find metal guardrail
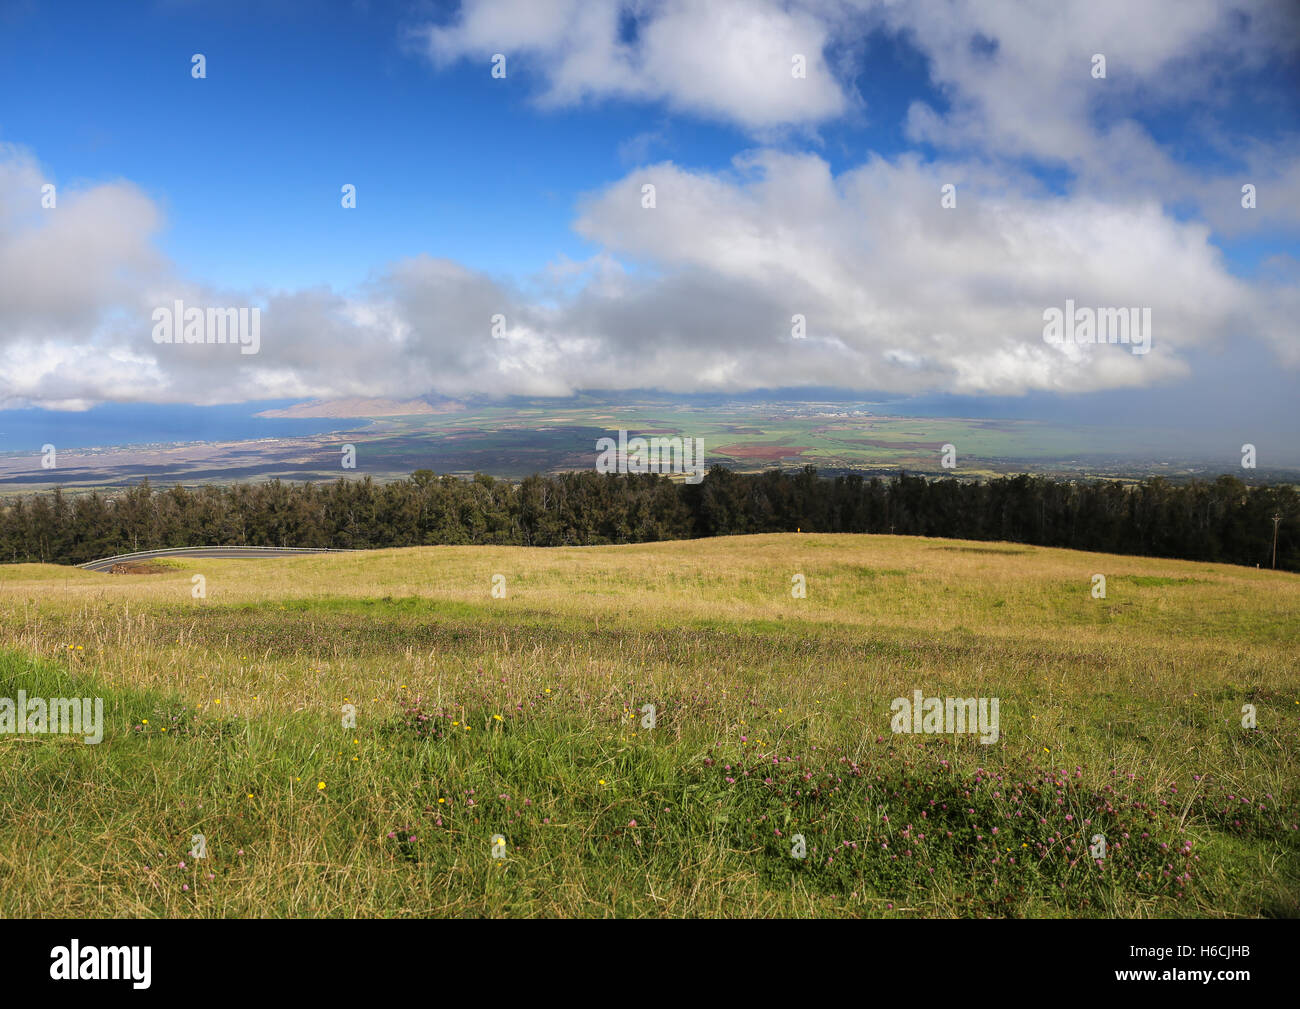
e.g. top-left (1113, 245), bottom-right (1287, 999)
top-left (77, 546), bottom-right (357, 571)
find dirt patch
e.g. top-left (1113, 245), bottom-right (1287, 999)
top-left (108, 562), bottom-right (173, 575)
top-left (928, 545), bottom-right (1033, 556)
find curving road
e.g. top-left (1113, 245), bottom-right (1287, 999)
top-left (77, 546), bottom-right (356, 572)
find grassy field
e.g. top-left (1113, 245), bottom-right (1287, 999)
top-left (0, 533), bottom-right (1296, 918)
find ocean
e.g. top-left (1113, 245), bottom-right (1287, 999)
top-left (0, 402), bottom-right (355, 452)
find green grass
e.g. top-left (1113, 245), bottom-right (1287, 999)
top-left (0, 533), bottom-right (1296, 917)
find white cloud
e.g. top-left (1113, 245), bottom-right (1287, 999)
top-left (867, 0), bottom-right (1298, 161)
top-left (0, 142), bottom-right (1293, 409)
top-left (568, 151), bottom-right (1274, 394)
top-left (417, 0), bottom-right (1300, 233)
top-left (0, 144), bottom-right (165, 341)
top-left (415, 0), bottom-right (849, 129)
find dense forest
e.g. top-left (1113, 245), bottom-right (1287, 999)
top-left (0, 467), bottom-right (1296, 572)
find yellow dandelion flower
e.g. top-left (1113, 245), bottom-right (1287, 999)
top-left (598, 779), bottom-right (606, 785)
top-left (142, 719), bottom-right (148, 725)
top-left (493, 714), bottom-right (503, 721)
top-left (317, 781), bottom-right (326, 790)
top-left (438, 798), bottom-right (445, 804)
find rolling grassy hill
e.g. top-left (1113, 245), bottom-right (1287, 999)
top-left (0, 534), bottom-right (1296, 917)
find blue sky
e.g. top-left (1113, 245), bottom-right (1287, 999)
top-left (0, 0), bottom-right (1297, 445)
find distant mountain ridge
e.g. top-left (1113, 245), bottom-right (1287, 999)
top-left (256, 397), bottom-right (464, 418)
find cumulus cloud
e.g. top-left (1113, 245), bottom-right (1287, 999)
top-left (862, 0), bottom-right (1300, 233)
top-left (0, 145), bottom-right (165, 342)
top-left (414, 0), bottom-right (849, 129)
top-left (567, 151), bottom-right (1283, 392)
top-left (417, 0), bottom-right (1300, 231)
top-left (865, 0), bottom-right (1300, 154)
top-left (2, 143), bottom-right (1291, 409)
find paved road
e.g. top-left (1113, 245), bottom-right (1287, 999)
top-left (78, 546), bottom-right (354, 572)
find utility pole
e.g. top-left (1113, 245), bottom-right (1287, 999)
top-left (1272, 513), bottom-right (1282, 570)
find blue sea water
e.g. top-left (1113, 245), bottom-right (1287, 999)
top-left (0, 402), bottom-right (357, 452)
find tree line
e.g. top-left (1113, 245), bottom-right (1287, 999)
top-left (0, 467), bottom-right (1295, 572)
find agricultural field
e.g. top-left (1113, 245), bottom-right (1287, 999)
top-left (2, 396), bottom-right (1253, 495)
top-left (0, 534), bottom-right (1296, 918)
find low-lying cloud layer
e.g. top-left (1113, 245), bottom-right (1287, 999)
top-left (3, 143), bottom-right (1295, 410)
